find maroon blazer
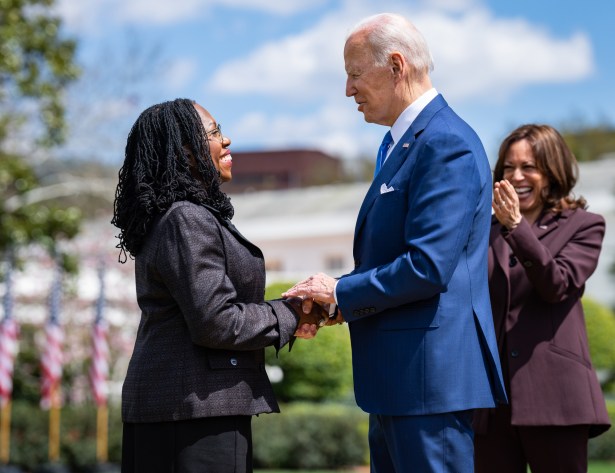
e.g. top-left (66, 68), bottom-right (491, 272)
top-left (475, 208), bottom-right (610, 438)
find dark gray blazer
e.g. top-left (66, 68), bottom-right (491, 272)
top-left (122, 201), bottom-right (299, 423)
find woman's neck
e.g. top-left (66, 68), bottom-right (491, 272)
top-left (522, 206), bottom-right (545, 226)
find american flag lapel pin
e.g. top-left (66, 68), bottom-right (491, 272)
top-left (402, 143), bottom-right (410, 148)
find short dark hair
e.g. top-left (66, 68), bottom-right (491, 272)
top-left (112, 98), bottom-right (233, 262)
top-left (493, 124), bottom-right (586, 213)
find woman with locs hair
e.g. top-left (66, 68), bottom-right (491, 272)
top-left (112, 98), bottom-right (326, 473)
top-left (473, 124), bottom-right (610, 473)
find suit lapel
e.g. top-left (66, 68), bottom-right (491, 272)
top-left (354, 132), bottom-right (415, 241)
top-left (491, 210), bottom-right (569, 276)
top-left (533, 211), bottom-right (563, 240)
top-left (353, 94), bottom-right (449, 242)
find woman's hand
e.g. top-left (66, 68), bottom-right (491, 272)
top-left (286, 297), bottom-right (327, 339)
top-left (493, 180), bottom-right (522, 230)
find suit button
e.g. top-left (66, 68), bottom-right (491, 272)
top-left (523, 261), bottom-right (533, 268)
top-left (511, 350), bottom-right (519, 358)
top-left (230, 358), bottom-right (238, 366)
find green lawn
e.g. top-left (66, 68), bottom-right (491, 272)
top-left (588, 462), bottom-right (615, 473)
top-left (256, 463), bottom-right (615, 473)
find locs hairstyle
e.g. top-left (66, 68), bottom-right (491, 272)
top-left (112, 98), bottom-right (233, 262)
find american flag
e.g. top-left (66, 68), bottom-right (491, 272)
top-left (89, 262), bottom-right (109, 406)
top-left (40, 259), bottom-right (64, 410)
top-left (0, 254), bottom-right (19, 407)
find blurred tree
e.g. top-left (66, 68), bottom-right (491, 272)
top-left (561, 125), bottom-right (615, 162)
top-left (0, 154), bottom-right (81, 254)
top-left (51, 30), bottom-right (165, 167)
top-left (0, 0), bottom-right (82, 254)
top-left (0, 0), bottom-right (80, 147)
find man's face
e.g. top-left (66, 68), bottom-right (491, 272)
top-left (344, 32), bottom-right (397, 126)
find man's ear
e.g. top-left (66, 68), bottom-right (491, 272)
top-left (390, 52), bottom-right (405, 78)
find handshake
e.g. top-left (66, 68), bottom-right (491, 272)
top-left (282, 272), bottom-right (344, 340)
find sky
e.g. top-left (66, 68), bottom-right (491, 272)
top-left (53, 0), bottom-right (615, 167)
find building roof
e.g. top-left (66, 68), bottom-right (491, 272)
top-left (230, 182), bottom-right (369, 240)
top-left (223, 148), bottom-right (345, 193)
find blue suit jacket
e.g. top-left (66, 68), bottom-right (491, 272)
top-left (337, 95), bottom-right (507, 415)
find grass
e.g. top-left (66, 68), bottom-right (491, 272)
top-left (588, 462), bottom-right (615, 473)
top-left (255, 463), bottom-right (615, 473)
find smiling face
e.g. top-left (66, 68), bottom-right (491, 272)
top-left (344, 32), bottom-right (398, 126)
top-left (193, 103), bottom-right (233, 183)
top-left (502, 139), bottom-right (548, 221)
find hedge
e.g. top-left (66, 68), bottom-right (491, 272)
top-left (588, 399), bottom-right (615, 461)
top-left (252, 402), bottom-right (369, 469)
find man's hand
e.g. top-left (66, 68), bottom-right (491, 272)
top-left (282, 273), bottom-right (337, 304)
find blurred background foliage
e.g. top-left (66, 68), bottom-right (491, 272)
top-left (0, 0), bottom-right (82, 269)
top-left (1, 0), bottom-right (615, 471)
top-left (264, 282), bottom-right (354, 404)
top-left (5, 290), bottom-right (615, 471)
top-left (561, 126), bottom-right (615, 162)
top-left (0, 0), bottom-right (79, 147)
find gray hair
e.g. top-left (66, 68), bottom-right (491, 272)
top-left (348, 13), bottom-right (434, 74)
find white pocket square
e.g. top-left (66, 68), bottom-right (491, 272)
top-left (380, 183), bottom-right (395, 194)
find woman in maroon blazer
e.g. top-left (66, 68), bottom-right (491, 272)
top-left (474, 124), bottom-right (610, 473)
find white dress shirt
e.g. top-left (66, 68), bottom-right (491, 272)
top-left (384, 87), bottom-right (438, 164)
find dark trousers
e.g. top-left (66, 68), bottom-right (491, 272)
top-left (369, 410), bottom-right (475, 473)
top-left (474, 405), bottom-right (589, 473)
top-left (122, 416), bottom-right (253, 473)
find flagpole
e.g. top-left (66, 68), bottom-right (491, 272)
top-left (96, 404), bottom-right (108, 463)
top-left (0, 400), bottom-right (10, 463)
top-left (48, 385), bottom-right (60, 462)
top-left (1, 249), bottom-right (18, 465)
top-left (42, 254), bottom-right (64, 464)
top-left (92, 258), bottom-right (109, 464)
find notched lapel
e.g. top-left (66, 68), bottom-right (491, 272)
top-left (533, 210), bottom-right (568, 240)
top-left (354, 137), bottom-right (415, 241)
top-left (353, 95), bottom-right (449, 242)
top-left (204, 205), bottom-right (263, 257)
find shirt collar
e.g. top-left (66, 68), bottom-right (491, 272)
top-left (390, 88), bottom-right (438, 146)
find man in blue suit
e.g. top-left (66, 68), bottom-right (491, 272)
top-left (284, 12), bottom-right (506, 473)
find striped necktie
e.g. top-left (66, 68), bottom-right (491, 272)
top-left (374, 131), bottom-right (393, 177)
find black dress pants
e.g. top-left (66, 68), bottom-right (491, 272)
top-left (122, 416), bottom-right (253, 473)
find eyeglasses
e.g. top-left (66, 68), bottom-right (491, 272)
top-left (205, 124), bottom-right (224, 143)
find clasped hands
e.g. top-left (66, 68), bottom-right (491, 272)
top-left (493, 180), bottom-right (522, 230)
top-left (283, 272), bottom-right (344, 340)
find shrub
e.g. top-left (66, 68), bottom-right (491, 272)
top-left (252, 402), bottom-right (369, 469)
top-left (588, 400), bottom-right (615, 461)
top-left (583, 297), bottom-right (615, 392)
top-left (7, 400), bottom-right (121, 472)
top-left (265, 281), bottom-right (355, 403)
top-left (266, 323), bottom-right (354, 403)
